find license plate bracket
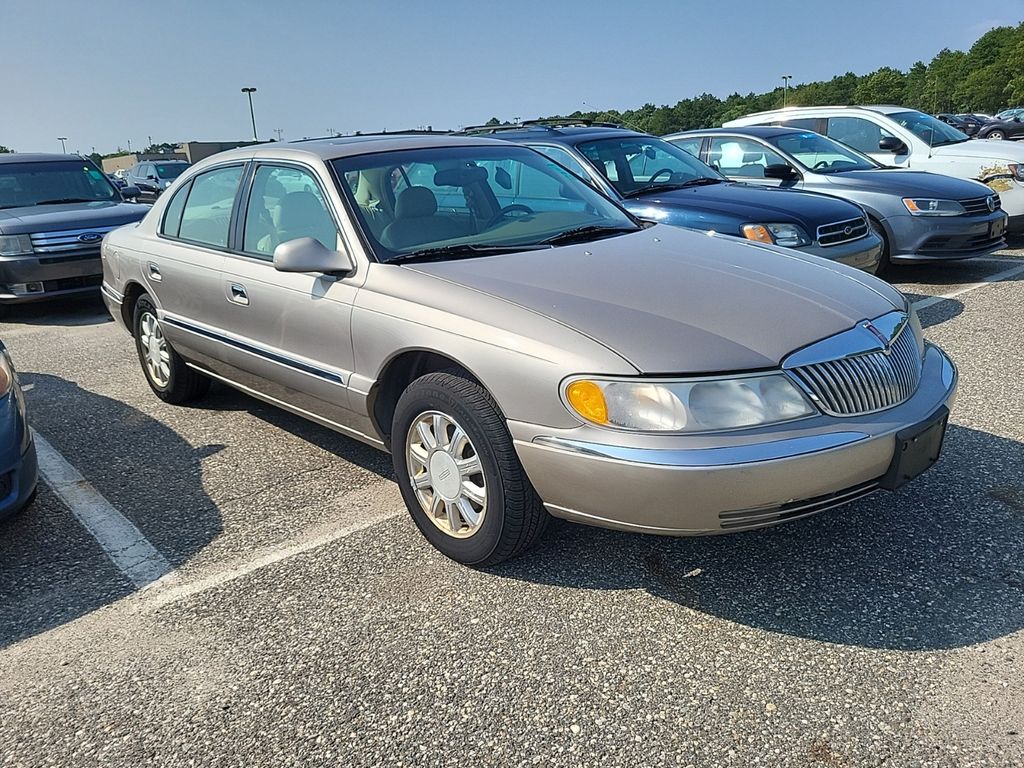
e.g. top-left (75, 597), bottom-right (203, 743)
top-left (990, 216), bottom-right (1007, 239)
top-left (879, 406), bottom-right (949, 490)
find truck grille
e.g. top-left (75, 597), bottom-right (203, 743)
top-left (787, 325), bottom-right (923, 416)
top-left (816, 216), bottom-right (868, 247)
top-left (960, 194), bottom-right (999, 216)
top-left (29, 225), bottom-right (120, 264)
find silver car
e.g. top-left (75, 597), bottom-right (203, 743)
top-left (101, 135), bottom-right (958, 566)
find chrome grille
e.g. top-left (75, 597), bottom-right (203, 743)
top-left (788, 326), bottom-right (922, 416)
top-left (960, 194), bottom-right (999, 216)
top-left (816, 216), bottom-right (868, 247)
top-left (29, 225), bottom-right (120, 263)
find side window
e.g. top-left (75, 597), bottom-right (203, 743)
top-left (669, 137), bottom-right (703, 159)
top-left (826, 117), bottom-right (893, 155)
top-left (529, 145), bottom-right (592, 180)
top-left (243, 165), bottom-right (338, 257)
top-left (160, 180), bottom-right (192, 237)
top-left (708, 137), bottom-right (787, 178)
top-left (778, 118), bottom-right (823, 132)
top-left (139, 164), bottom-right (152, 179)
top-left (178, 165), bottom-right (243, 248)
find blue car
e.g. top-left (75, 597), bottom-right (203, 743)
top-left (0, 341), bottom-right (37, 521)
top-left (463, 121), bottom-right (883, 272)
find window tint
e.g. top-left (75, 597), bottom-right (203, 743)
top-left (777, 118), bottom-right (822, 132)
top-left (826, 117), bottom-right (893, 155)
top-left (528, 145), bottom-right (592, 180)
top-left (0, 160), bottom-right (120, 208)
top-left (708, 137), bottom-right (788, 178)
top-left (243, 165), bottom-right (338, 257)
top-left (160, 180), bottom-right (191, 237)
top-left (177, 165), bottom-right (242, 248)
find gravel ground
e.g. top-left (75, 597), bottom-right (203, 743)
top-left (0, 249), bottom-right (1022, 767)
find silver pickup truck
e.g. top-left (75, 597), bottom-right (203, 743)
top-left (0, 153), bottom-right (147, 314)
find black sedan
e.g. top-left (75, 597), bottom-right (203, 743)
top-left (976, 115), bottom-right (1024, 141)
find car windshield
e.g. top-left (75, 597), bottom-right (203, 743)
top-left (573, 136), bottom-right (724, 197)
top-left (155, 163), bottom-right (189, 179)
top-left (333, 145), bottom-right (640, 262)
top-left (772, 131), bottom-right (879, 173)
top-left (0, 160), bottom-right (120, 209)
top-left (889, 111), bottom-right (969, 147)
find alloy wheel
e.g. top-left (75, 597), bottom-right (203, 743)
top-left (405, 410), bottom-right (487, 538)
top-left (139, 311), bottom-right (170, 387)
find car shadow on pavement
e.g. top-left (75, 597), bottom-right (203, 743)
top-left (0, 294), bottom-right (112, 327)
top-left (497, 423), bottom-right (1024, 651)
top-left (916, 297), bottom-right (964, 329)
top-left (0, 374), bottom-right (224, 650)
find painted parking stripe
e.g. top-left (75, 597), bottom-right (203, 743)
top-left (33, 430), bottom-right (173, 589)
top-left (912, 261), bottom-right (1024, 312)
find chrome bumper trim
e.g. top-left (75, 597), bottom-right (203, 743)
top-left (100, 282), bottom-right (124, 304)
top-left (530, 430), bottom-right (869, 468)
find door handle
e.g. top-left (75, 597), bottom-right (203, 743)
top-left (147, 262), bottom-right (162, 281)
top-left (228, 283), bottom-right (249, 306)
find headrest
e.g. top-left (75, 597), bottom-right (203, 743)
top-left (277, 191), bottom-right (325, 228)
top-left (395, 186), bottom-right (438, 219)
top-left (742, 152), bottom-right (764, 163)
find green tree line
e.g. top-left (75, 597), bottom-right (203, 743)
top-left (528, 22), bottom-right (1024, 135)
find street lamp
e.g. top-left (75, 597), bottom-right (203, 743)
top-left (57, 137), bottom-right (68, 153)
top-left (241, 87), bottom-right (258, 141)
top-left (781, 75), bottom-right (793, 107)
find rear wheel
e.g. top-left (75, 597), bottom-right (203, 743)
top-left (132, 294), bottom-right (210, 404)
top-left (392, 371), bottom-right (548, 566)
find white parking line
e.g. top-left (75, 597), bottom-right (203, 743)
top-left (33, 430), bottom-right (174, 589)
top-left (912, 262), bottom-right (1024, 312)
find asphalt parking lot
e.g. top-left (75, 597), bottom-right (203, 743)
top-left (1, 249), bottom-right (1023, 767)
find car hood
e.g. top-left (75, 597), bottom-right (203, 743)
top-left (0, 201), bottom-right (149, 235)
top-left (931, 138), bottom-right (1024, 162)
top-left (821, 168), bottom-right (994, 198)
top-left (405, 226), bottom-right (902, 374)
top-left (634, 182), bottom-right (860, 228)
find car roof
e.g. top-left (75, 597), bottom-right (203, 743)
top-left (0, 153), bottom-right (87, 164)
top-left (734, 104), bottom-right (910, 120)
top-left (457, 123), bottom-right (648, 145)
top-left (200, 133), bottom-right (512, 166)
top-left (671, 126), bottom-right (808, 140)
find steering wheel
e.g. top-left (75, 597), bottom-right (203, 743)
top-left (813, 160), bottom-right (831, 170)
top-left (648, 168), bottom-right (675, 184)
top-left (486, 204), bottom-right (534, 228)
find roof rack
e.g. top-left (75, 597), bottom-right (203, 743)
top-left (290, 129), bottom-right (448, 143)
top-left (460, 118), bottom-right (625, 135)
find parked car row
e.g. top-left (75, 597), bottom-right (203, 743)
top-left (96, 135), bottom-right (958, 566)
top-left (938, 111), bottom-right (1024, 141)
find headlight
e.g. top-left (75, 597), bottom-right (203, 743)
top-left (0, 234), bottom-right (33, 256)
top-left (742, 223), bottom-right (811, 248)
top-left (1008, 163), bottom-right (1024, 182)
top-left (902, 198), bottom-right (966, 216)
top-left (564, 374), bottom-right (817, 432)
top-left (0, 351), bottom-right (13, 398)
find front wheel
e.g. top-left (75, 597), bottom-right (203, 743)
top-left (392, 372), bottom-right (548, 566)
top-left (132, 293), bottom-right (210, 404)
top-left (987, 130), bottom-right (1006, 140)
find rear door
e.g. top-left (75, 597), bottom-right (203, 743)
top-left (147, 163), bottom-right (246, 374)
top-left (215, 160), bottom-right (359, 427)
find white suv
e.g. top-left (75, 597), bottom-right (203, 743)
top-left (724, 105), bottom-right (1024, 232)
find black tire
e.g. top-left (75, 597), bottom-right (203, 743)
top-left (392, 371), bottom-right (548, 566)
top-left (987, 130), bottom-right (1006, 140)
top-left (132, 293), bottom-right (210, 404)
top-left (869, 218), bottom-right (892, 276)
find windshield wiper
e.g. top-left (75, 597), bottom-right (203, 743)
top-left (33, 198), bottom-right (104, 206)
top-left (623, 177), bottom-right (721, 198)
top-left (540, 224), bottom-right (639, 245)
top-left (388, 243), bottom-right (547, 264)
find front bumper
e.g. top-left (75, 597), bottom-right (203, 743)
top-left (885, 211), bottom-right (1008, 262)
top-left (0, 254), bottom-right (103, 304)
top-left (512, 343), bottom-right (957, 535)
top-left (800, 231), bottom-right (882, 272)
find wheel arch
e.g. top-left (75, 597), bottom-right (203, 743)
top-left (120, 280), bottom-right (148, 334)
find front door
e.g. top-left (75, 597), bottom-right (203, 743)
top-left (216, 162), bottom-right (359, 430)
top-left (707, 136), bottom-right (799, 188)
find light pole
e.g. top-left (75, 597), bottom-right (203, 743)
top-left (241, 87), bottom-right (258, 141)
top-left (781, 75), bottom-right (793, 107)
top-left (57, 137), bottom-right (68, 153)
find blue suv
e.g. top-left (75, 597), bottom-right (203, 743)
top-left (463, 121), bottom-right (882, 272)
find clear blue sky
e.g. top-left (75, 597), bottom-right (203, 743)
top-left (6, 0), bottom-right (1024, 154)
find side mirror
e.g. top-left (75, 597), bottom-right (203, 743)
top-left (764, 163), bottom-right (797, 180)
top-left (273, 236), bottom-right (354, 275)
top-left (120, 186), bottom-right (141, 201)
top-left (878, 136), bottom-right (906, 153)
